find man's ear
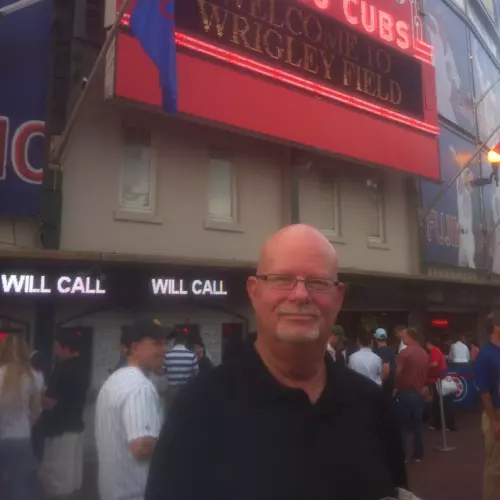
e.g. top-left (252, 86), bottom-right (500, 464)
top-left (247, 276), bottom-right (258, 302)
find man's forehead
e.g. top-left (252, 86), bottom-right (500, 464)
top-left (257, 226), bottom-right (338, 275)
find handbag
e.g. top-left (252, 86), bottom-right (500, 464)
top-left (438, 376), bottom-right (458, 397)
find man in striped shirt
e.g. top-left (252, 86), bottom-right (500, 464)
top-left (164, 333), bottom-right (199, 407)
top-left (95, 318), bottom-right (165, 500)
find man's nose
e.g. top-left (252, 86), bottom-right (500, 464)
top-left (288, 280), bottom-right (311, 302)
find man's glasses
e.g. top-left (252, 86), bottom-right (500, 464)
top-left (255, 274), bottom-right (340, 294)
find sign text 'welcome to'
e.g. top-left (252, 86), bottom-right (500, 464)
top-left (175, 0), bottom-right (424, 117)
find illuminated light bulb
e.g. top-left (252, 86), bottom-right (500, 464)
top-left (488, 149), bottom-right (500, 164)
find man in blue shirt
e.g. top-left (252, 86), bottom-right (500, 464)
top-left (475, 310), bottom-right (500, 500)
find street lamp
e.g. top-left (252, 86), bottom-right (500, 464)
top-left (487, 143), bottom-right (500, 165)
top-left (467, 143), bottom-right (500, 188)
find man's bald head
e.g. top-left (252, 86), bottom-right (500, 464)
top-left (248, 224), bottom-right (344, 348)
top-left (257, 224), bottom-right (339, 278)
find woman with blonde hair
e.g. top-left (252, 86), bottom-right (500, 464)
top-left (0, 332), bottom-right (43, 499)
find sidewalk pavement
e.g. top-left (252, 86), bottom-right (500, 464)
top-left (407, 409), bottom-right (484, 500)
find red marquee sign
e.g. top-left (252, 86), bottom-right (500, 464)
top-left (107, 0), bottom-right (439, 180)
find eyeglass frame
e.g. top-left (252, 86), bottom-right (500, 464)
top-left (255, 274), bottom-right (342, 293)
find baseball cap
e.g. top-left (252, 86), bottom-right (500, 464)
top-left (374, 328), bottom-right (388, 340)
top-left (127, 318), bottom-right (164, 344)
top-left (332, 325), bottom-right (345, 340)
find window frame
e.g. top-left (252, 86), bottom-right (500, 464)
top-left (298, 166), bottom-right (344, 243)
top-left (204, 153), bottom-right (242, 232)
top-left (366, 177), bottom-right (388, 248)
top-left (114, 124), bottom-right (161, 224)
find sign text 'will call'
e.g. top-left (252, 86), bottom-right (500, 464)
top-left (151, 278), bottom-right (228, 296)
top-left (0, 274), bottom-right (106, 295)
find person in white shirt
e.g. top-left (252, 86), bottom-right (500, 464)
top-left (348, 330), bottom-right (382, 386)
top-left (95, 318), bottom-right (165, 500)
top-left (448, 334), bottom-right (470, 363)
top-left (0, 333), bottom-right (43, 500)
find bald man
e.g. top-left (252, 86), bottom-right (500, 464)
top-left (146, 225), bottom-right (407, 500)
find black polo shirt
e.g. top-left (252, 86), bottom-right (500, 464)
top-left (146, 345), bottom-right (407, 500)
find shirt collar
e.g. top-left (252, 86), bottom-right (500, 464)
top-left (172, 344), bottom-right (188, 351)
top-left (240, 344), bottom-right (355, 411)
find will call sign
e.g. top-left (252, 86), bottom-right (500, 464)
top-left (175, 0), bottom-right (424, 117)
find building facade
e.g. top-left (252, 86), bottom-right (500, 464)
top-left (3, 0), bottom-right (500, 455)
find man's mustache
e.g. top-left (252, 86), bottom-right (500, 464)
top-left (278, 307), bottom-right (320, 317)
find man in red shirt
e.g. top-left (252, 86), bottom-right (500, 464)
top-left (425, 338), bottom-right (455, 431)
top-left (395, 328), bottom-right (429, 462)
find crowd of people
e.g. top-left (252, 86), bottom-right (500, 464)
top-left (0, 224), bottom-right (499, 500)
top-left (0, 329), bottom-right (88, 500)
top-left (327, 325), bottom-right (477, 463)
top-left (343, 328), bottom-right (478, 419)
top-left (0, 320), bottom-right (212, 500)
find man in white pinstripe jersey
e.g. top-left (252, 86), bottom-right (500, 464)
top-left (95, 318), bottom-right (165, 500)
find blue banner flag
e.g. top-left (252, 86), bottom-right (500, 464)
top-left (131, 0), bottom-right (178, 113)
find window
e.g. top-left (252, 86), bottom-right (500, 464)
top-left (119, 126), bottom-right (155, 214)
top-left (299, 168), bottom-right (341, 240)
top-left (205, 156), bottom-right (240, 230)
top-left (366, 178), bottom-right (386, 243)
